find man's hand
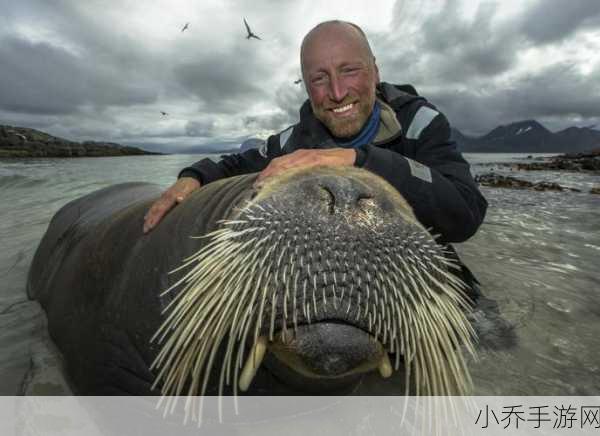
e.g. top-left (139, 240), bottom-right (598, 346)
top-left (255, 148), bottom-right (356, 184)
top-left (143, 177), bottom-right (201, 233)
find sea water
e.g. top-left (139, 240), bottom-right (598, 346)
top-left (0, 153), bottom-right (599, 395)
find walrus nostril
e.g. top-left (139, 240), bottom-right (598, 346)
top-left (315, 178), bottom-right (376, 214)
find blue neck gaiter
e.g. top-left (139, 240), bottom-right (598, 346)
top-left (335, 101), bottom-right (381, 148)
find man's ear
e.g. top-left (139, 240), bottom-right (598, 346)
top-left (373, 58), bottom-right (380, 83)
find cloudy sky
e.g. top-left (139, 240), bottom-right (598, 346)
top-left (1, 0), bottom-right (599, 152)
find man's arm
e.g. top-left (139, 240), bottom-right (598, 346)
top-left (143, 177), bottom-right (200, 233)
top-left (255, 148), bottom-right (356, 184)
top-left (178, 147), bottom-right (273, 185)
top-left (143, 142), bottom-right (275, 233)
top-left (357, 110), bottom-right (487, 243)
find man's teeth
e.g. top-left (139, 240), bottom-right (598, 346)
top-left (332, 103), bottom-right (353, 113)
top-left (239, 336), bottom-right (267, 392)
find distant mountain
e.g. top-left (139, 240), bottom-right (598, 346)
top-left (0, 125), bottom-right (161, 157)
top-left (240, 137), bottom-right (265, 152)
top-left (452, 120), bottom-right (600, 153)
top-left (173, 138), bottom-right (266, 155)
top-left (177, 144), bottom-right (240, 155)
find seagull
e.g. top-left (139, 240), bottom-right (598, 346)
top-left (160, 111), bottom-right (169, 116)
top-left (181, 22), bottom-right (189, 32)
top-left (243, 18), bottom-right (261, 40)
top-left (294, 78), bottom-right (302, 84)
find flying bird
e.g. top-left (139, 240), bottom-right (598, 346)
top-left (160, 111), bottom-right (169, 116)
top-left (181, 22), bottom-right (189, 32)
top-left (294, 79), bottom-right (302, 84)
top-left (243, 18), bottom-right (261, 40)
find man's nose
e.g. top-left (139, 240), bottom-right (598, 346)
top-left (328, 75), bottom-right (348, 102)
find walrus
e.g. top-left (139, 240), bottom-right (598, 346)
top-left (27, 166), bottom-right (479, 408)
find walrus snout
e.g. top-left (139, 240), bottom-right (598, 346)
top-left (252, 166), bottom-right (413, 221)
top-left (152, 168), bottom-right (476, 398)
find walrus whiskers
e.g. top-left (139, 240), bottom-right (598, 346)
top-left (150, 199), bottom-right (477, 421)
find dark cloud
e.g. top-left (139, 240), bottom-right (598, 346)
top-left (508, 65), bottom-right (600, 119)
top-left (429, 62), bottom-right (600, 134)
top-left (185, 119), bottom-right (215, 137)
top-left (237, 81), bottom-right (307, 134)
top-left (371, 0), bottom-right (600, 135)
top-left (1, 0), bottom-right (599, 148)
top-left (243, 111), bottom-right (290, 132)
top-left (273, 83), bottom-right (307, 122)
top-left (174, 48), bottom-right (268, 113)
top-left (0, 36), bottom-right (157, 114)
top-left (520, 0), bottom-right (600, 44)
top-left (380, 0), bottom-right (523, 85)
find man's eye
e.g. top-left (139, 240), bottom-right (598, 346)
top-left (342, 68), bottom-right (360, 74)
top-left (312, 76), bottom-right (327, 84)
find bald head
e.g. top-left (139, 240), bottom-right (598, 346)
top-left (299, 21), bottom-right (380, 138)
top-left (300, 21), bottom-right (375, 78)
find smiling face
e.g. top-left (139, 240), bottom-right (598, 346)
top-left (301, 23), bottom-right (380, 138)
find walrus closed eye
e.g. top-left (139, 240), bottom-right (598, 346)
top-left (150, 167), bottom-right (477, 412)
top-left (27, 166), bottom-right (477, 417)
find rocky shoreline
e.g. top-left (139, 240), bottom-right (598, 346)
top-left (476, 172), bottom-right (600, 195)
top-left (517, 148), bottom-right (600, 173)
top-left (475, 148), bottom-right (600, 194)
top-left (0, 125), bottom-right (160, 158)
top-left (475, 173), bottom-right (586, 193)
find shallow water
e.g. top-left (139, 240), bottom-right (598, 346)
top-left (0, 153), bottom-right (599, 395)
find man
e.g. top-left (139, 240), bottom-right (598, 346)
top-left (143, 20), bottom-right (487, 294)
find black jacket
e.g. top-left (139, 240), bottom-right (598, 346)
top-left (180, 82), bottom-right (487, 245)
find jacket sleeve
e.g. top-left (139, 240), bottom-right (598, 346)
top-left (358, 109), bottom-right (487, 243)
top-left (178, 136), bottom-right (280, 184)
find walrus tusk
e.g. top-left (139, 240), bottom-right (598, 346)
top-left (239, 336), bottom-right (268, 391)
top-left (378, 353), bottom-right (393, 378)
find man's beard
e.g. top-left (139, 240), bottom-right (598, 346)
top-left (314, 99), bottom-right (373, 139)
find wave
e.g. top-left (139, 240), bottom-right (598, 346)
top-left (0, 174), bottom-right (47, 189)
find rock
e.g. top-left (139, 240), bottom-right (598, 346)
top-left (514, 147), bottom-right (600, 174)
top-left (475, 173), bottom-right (581, 192)
top-left (0, 125), bottom-right (161, 158)
top-left (590, 187), bottom-right (600, 195)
